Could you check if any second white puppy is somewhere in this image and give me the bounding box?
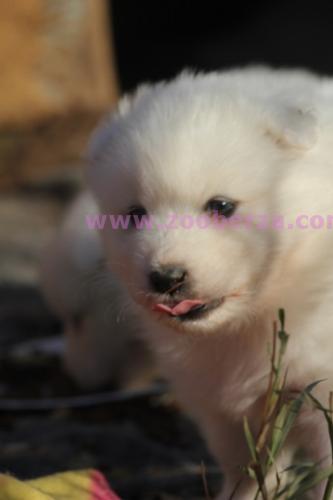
[41,191,151,389]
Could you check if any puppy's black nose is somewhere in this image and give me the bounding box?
[149,266,187,294]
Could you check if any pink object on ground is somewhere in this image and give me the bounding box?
[90,470,121,499]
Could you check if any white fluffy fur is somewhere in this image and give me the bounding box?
[40,192,150,389]
[87,67,333,498]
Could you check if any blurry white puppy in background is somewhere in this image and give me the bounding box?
[40,191,152,389]
[86,66,333,499]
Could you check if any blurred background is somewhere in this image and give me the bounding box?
[0,1,332,499]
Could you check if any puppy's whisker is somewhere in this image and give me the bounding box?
[165,280,186,295]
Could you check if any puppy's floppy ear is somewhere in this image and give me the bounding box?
[264,101,318,150]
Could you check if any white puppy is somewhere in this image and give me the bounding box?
[87,67,333,498]
[40,191,151,389]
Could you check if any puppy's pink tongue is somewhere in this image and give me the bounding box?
[153,300,204,316]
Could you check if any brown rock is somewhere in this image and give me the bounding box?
[0,0,119,187]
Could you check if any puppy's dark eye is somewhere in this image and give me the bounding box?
[127,205,148,227]
[204,198,237,218]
